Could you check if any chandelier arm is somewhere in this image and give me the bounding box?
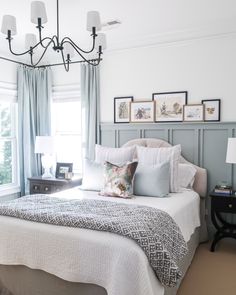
[8,39,35,56]
[61,35,96,54]
[68,41,102,66]
[7,36,56,56]
[30,52,34,66]
[38,29,57,48]
[60,50,70,72]
[30,38,56,67]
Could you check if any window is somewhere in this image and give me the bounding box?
[52,88,82,174]
[0,101,18,189]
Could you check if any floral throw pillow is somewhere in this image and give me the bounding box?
[100,161,138,198]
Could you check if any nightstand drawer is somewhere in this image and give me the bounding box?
[212,198,236,213]
[28,176,82,195]
[42,184,52,193]
[30,183,41,193]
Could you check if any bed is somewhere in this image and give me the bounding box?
[0,138,208,295]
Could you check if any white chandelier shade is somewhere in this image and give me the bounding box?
[96,33,107,50]
[31,1,48,24]
[87,11,102,32]
[1,15,17,35]
[63,42,75,59]
[25,33,37,50]
[1,0,106,71]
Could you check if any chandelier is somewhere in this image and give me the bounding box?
[1,0,106,71]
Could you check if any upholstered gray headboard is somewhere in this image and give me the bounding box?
[122,138,207,198]
[123,138,208,242]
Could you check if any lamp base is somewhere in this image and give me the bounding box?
[42,167,53,179]
[41,155,54,178]
[42,172,54,178]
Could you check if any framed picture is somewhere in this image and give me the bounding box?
[183,104,204,122]
[201,99,221,122]
[56,162,73,179]
[114,96,133,123]
[130,101,155,123]
[152,91,188,122]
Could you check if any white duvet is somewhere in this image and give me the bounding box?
[0,189,200,295]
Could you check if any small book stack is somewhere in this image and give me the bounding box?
[214,184,233,195]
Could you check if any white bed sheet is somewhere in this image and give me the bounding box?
[0,189,200,295]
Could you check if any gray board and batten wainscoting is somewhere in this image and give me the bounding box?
[100,122,236,235]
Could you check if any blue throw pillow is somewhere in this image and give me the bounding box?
[133,162,170,197]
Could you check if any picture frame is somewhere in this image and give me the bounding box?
[201,99,221,122]
[114,96,133,123]
[183,104,205,122]
[130,101,155,123]
[152,91,188,122]
[55,162,73,179]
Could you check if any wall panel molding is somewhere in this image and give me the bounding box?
[101,122,236,192]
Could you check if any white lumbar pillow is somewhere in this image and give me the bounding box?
[80,158,103,191]
[95,144,136,165]
[136,145,181,193]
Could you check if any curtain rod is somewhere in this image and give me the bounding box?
[0,55,101,68]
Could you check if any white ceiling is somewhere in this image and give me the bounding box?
[0,0,236,64]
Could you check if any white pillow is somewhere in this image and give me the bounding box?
[80,158,103,191]
[95,144,136,165]
[136,145,181,192]
[178,163,197,188]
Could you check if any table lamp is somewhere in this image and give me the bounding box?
[35,136,55,178]
[226,138,236,165]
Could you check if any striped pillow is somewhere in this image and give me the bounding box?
[136,145,181,192]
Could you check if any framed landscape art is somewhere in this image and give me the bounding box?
[114,96,133,123]
[183,104,204,122]
[152,91,188,122]
[130,101,154,123]
[202,99,221,122]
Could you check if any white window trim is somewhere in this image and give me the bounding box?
[0,185,20,197]
[0,81,19,196]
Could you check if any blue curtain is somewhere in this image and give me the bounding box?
[18,66,52,196]
[81,64,100,160]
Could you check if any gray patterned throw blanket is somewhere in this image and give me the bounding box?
[0,195,188,287]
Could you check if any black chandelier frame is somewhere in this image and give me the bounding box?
[2,0,102,71]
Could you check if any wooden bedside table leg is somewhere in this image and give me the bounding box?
[211,232,220,252]
[211,231,226,252]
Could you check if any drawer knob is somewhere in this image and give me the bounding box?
[45,187,49,191]
[34,185,38,190]
[228,204,233,208]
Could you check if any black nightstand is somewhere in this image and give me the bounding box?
[28,176,82,195]
[210,191,236,252]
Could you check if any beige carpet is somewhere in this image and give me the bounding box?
[178,239,236,295]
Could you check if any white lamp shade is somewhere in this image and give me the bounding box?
[63,43,75,58]
[87,11,101,32]
[35,136,55,154]
[226,138,236,164]
[1,15,17,35]
[25,33,37,49]
[96,33,107,50]
[31,1,48,24]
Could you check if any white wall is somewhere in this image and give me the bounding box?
[0,59,17,84]
[100,35,236,122]
[52,63,80,86]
